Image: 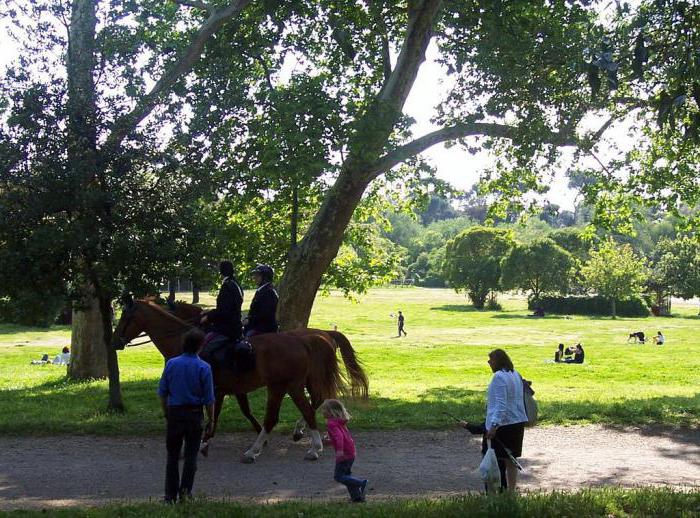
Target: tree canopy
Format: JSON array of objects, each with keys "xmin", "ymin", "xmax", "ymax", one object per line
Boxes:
[
  {"xmin": 580, "ymin": 239, "xmax": 648, "ymax": 318},
  {"xmin": 444, "ymin": 226, "xmax": 513, "ymax": 309},
  {"xmin": 501, "ymin": 239, "xmax": 574, "ymax": 302}
]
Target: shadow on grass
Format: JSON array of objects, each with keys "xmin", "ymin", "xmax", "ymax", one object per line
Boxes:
[
  {"xmin": 1, "ymin": 381, "xmax": 698, "ymax": 436},
  {"xmin": 489, "ymin": 314, "xmax": 575, "ymax": 320},
  {"xmin": 430, "ymin": 305, "xmax": 490, "ymax": 313}
]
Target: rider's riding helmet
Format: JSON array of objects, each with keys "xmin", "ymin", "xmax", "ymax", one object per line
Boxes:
[
  {"xmin": 219, "ymin": 260, "xmax": 234, "ymax": 278},
  {"xmin": 251, "ymin": 264, "xmax": 274, "ymax": 283}
]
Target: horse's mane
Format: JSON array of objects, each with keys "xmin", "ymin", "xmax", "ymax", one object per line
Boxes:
[{"xmin": 137, "ymin": 299, "xmax": 192, "ymax": 328}]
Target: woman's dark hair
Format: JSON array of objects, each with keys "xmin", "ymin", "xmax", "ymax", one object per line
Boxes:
[
  {"xmin": 219, "ymin": 260, "xmax": 234, "ymax": 277},
  {"xmin": 489, "ymin": 348, "xmax": 514, "ymax": 372},
  {"xmin": 182, "ymin": 328, "xmax": 205, "ymax": 354},
  {"xmin": 62, "ymin": 346, "xmax": 70, "ymax": 354}
]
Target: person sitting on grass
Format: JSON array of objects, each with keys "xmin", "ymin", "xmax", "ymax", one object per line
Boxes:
[
  {"xmin": 653, "ymin": 331, "xmax": 665, "ymax": 345},
  {"xmin": 564, "ymin": 344, "xmax": 584, "ymax": 364},
  {"xmin": 554, "ymin": 343, "xmax": 565, "ymax": 363},
  {"xmin": 52, "ymin": 346, "xmax": 71, "ymax": 365},
  {"xmin": 531, "ymin": 306, "xmax": 545, "ymax": 317}
]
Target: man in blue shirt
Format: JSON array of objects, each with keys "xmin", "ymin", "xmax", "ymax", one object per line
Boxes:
[{"xmin": 158, "ymin": 328, "xmax": 215, "ymax": 503}]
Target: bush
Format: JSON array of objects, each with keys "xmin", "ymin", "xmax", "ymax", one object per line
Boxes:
[
  {"xmin": 530, "ymin": 295, "xmax": 650, "ymax": 317},
  {"xmin": 0, "ymin": 293, "xmax": 66, "ymax": 327}
]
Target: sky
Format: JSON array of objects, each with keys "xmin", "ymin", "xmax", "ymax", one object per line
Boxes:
[{"xmin": 0, "ymin": 10, "xmax": 632, "ymax": 212}]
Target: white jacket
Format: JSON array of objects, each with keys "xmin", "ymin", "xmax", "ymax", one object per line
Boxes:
[{"xmin": 486, "ymin": 369, "xmax": 528, "ymax": 430}]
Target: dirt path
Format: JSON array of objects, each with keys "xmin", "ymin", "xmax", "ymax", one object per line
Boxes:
[{"xmin": 0, "ymin": 425, "xmax": 698, "ymax": 510}]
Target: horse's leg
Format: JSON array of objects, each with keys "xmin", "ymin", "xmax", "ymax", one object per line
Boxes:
[
  {"xmin": 288, "ymin": 385, "xmax": 323, "ymax": 461},
  {"xmin": 200, "ymin": 390, "xmax": 225, "ymax": 457},
  {"xmin": 235, "ymin": 393, "xmax": 262, "ymax": 434},
  {"xmin": 292, "ymin": 416, "xmax": 306, "ymax": 442},
  {"xmin": 241, "ymin": 386, "xmax": 285, "ymax": 464}
]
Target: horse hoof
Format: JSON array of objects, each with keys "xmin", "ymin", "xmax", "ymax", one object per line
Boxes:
[
  {"xmin": 241, "ymin": 454, "xmax": 256, "ymax": 464},
  {"xmin": 200, "ymin": 443, "xmax": 209, "ymax": 457},
  {"xmin": 292, "ymin": 433, "xmax": 303, "ymax": 442},
  {"xmin": 304, "ymin": 451, "xmax": 319, "ymax": 461}
]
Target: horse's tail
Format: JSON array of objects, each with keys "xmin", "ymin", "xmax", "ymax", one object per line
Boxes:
[
  {"xmin": 305, "ymin": 334, "xmax": 345, "ymax": 403},
  {"xmin": 327, "ymin": 330, "xmax": 369, "ymax": 400}
]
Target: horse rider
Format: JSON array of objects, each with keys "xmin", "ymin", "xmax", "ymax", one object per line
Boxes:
[
  {"xmin": 243, "ymin": 264, "xmax": 279, "ymax": 337},
  {"xmin": 200, "ymin": 260, "xmax": 243, "ymax": 341}
]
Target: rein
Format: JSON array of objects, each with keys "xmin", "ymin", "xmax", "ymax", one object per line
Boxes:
[{"xmin": 120, "ymin": 306, "xmax": 199, "ymax": 348}]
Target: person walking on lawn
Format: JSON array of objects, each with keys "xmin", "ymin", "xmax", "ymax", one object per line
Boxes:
[
  {"xmin": 158, "ymin": 329, "xmax": 215, "ymax": 503},
  {"xmin": 397, "ymin": 311, "xmax": 407, "ymax": 337}
]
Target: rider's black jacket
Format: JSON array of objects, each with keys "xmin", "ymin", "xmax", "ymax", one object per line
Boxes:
[
  {"xmin": 207, "ymin": 277, "xmax": 243, "ymax": 339},
  {"xmin": 244, "ymin": 282, "xmax": 279, "ymax": 334}
]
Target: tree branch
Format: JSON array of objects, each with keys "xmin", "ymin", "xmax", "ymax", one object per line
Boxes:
[
  {"xmin": 377, "ymin": 0, "xmax": 442, "ymax": 106},
  {"xmin": 367, "ymin": 121, "xmax": 579, "ymax": 179},
  {"xmin": 100, "ymin": 0, "xmax": 252, "ymax": 160},
  {"xmin": 368, "ymin": 0, "xmax": 392, "ymax": 82},
  {"xmin": 172, "ymin": 0, "xmax": 211, "ymax": 12}
]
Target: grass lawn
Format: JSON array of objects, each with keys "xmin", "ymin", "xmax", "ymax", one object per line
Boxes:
[
  {"xmin": 0, "ymin": 288, "xmax": 698, "ymax": 435},
  {"xmin": 1, "ymin": 488, "xmax": 698, "ymax": 517}
]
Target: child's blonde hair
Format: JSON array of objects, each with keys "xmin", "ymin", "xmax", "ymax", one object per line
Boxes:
[{"xmin": 319, "ymin": 399, "xmax": 351, "ymax": 420}]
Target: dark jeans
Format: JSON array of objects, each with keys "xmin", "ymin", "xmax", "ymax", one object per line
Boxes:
[
  {"xmin": 334, "ymin": 459, "xmax": 365, "ymax": 500},
  {"xmin": 165, "ymin": 406, "xmax": 203, "ymax": 501}
]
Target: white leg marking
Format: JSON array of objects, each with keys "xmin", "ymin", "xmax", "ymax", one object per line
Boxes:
[
  {"xmin": 305, "ymin": 429, "xmax": 323, "ymax": 460},
  {"xmin": 244, "ymin": 429, "xmax": 269, "ymax": 459},
  {"xmin": 293, "ymin": 418, "xmax": 306, "ymax": 438}
]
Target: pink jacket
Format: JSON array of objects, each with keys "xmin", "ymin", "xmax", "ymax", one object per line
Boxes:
[{"xmin": 326, "ymin": 417, "xmax": 356, "ymax": 462}]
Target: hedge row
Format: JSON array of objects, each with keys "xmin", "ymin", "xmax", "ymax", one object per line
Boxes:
[{"xmin": 530, "ymin": 295, "xmax": 650, "ymax": 317}]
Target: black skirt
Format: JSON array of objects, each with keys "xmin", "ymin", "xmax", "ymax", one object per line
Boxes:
[{"xmin": 481, "ymin": 422, "xmax": 525, "ymax": 459}]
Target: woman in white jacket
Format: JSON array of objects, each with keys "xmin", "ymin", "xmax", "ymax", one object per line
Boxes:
[{"xmin": 461, "ymin": 348, "xmax": 529, "ymax": 491}]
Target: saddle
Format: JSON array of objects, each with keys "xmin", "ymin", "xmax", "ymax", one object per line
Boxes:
[{"xmin": 200, "ymin": 333, "xmax": 255, "ymax": 375}]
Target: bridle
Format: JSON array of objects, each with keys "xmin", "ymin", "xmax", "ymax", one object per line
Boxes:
[{"xmin": 114, "ymin": 301, "xmax": 198, "ymax": 349}]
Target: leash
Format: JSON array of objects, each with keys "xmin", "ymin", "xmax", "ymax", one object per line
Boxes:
[{"xmin": 444, "ymin": 412, "xmax": 525, "ymax": 472}]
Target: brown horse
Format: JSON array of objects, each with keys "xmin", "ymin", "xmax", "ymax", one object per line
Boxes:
[
  {"xmin": 167, "ymin": 301, "xmax": 368, "ymax": 441},
  {"xmin": 112, "ymin": 299, "xmax": 368, "ymax": 462}
]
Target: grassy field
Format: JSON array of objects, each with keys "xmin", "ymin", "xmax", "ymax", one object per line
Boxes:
[
  {"xmin": 0, "ymin": 288, "xmax": 698, "ymax": 435},
  {"xmin": 1, "ymin": 489, "xmax": 698, "ymax": 517}
]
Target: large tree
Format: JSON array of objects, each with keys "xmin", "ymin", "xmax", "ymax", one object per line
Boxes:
[
  {"xmin": 0, "ymin": 0, "xmax": 253, "ymax": 408},
  {"xmin": 649, "ymin": 236, "xmax": 700, "ymax": 313},
  {"xmin": 444, "ymin": 226, "xmax": 513, "ymax": 309},
  {"xmin": 581, "ymin": 239, "xmax": 648, "ymax": 318},
  {"xmin": 501, "ymin": 239, "xmax": 574, "ymax": 303},
  {"xmin": 131, "ymin": 0, "xmax": 697, "ymax": 329}
]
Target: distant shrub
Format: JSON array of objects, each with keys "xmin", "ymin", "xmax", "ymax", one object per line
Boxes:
[
  {"xmin": 0, "ymin": 293, "xmax": 66, "ymax": 327},
  {"xmin": 530, "ymin": 296, "xmax": 650, "ymax": 317}
]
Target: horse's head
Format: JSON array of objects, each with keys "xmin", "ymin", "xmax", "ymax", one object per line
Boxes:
[{"xmin": 111, "ymin": 297, "xmax": 145, "ymax": 350}]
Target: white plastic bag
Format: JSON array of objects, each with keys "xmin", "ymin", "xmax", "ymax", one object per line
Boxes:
[{"xmin": 479, "ymin": 440, "xmax": 501, "ymax": 492}]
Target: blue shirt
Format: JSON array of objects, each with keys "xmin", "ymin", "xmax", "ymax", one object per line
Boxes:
[{"xmin": 158, "ymin": 353, "xmax": 215, "ymax": 407}]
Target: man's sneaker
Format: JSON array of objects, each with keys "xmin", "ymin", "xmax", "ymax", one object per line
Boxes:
[{"xmin": 360, "ymin": 479, "xmax": 368, "ymax": 498}]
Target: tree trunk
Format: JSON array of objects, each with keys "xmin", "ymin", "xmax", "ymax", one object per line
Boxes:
[
  {"xmin": 291, "ymin": 184, "xmax": 299, "ymax": 248},
  {"xmin": 68, "ymin": 292, "xmax": 108, "ymax": 380},
  {"xmin": 97, "ymin": 290, "xmax": 123, "ymax": 411},
  {"xmin": 611, "ymin": 298, "xmax": 616, "ymax": 319},
  {"xmin": 66, "ymin": 0, "xmax": 105, "ymax": 377},
  {"xmin": 168, "ymin": 278, "xmax": 177, "ymax": 302},
  {"xmin": 278, "ymin": 171, "xmax": 369, "ymax": 329},
  {"xmin": 192, "ymin": 282, "xmax": 200, "ymax": 304},
  {"xmin": 276, "ymin": 0, "xmax": 443, "ymax": 329}
]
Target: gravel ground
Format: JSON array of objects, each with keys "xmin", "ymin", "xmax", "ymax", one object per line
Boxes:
[{"xmin": 0, "ymin": 425, "xmax": 698, "ymax": 510}]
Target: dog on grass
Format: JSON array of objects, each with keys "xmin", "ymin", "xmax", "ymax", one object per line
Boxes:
[{"xmin": 627, "ymin": 331, "xmax": 646, "ymax": 343}]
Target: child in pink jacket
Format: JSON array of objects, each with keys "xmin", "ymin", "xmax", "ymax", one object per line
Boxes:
[{"xmin": 320, "ymin": 399, "xmax": 368, "ymax": 502}]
